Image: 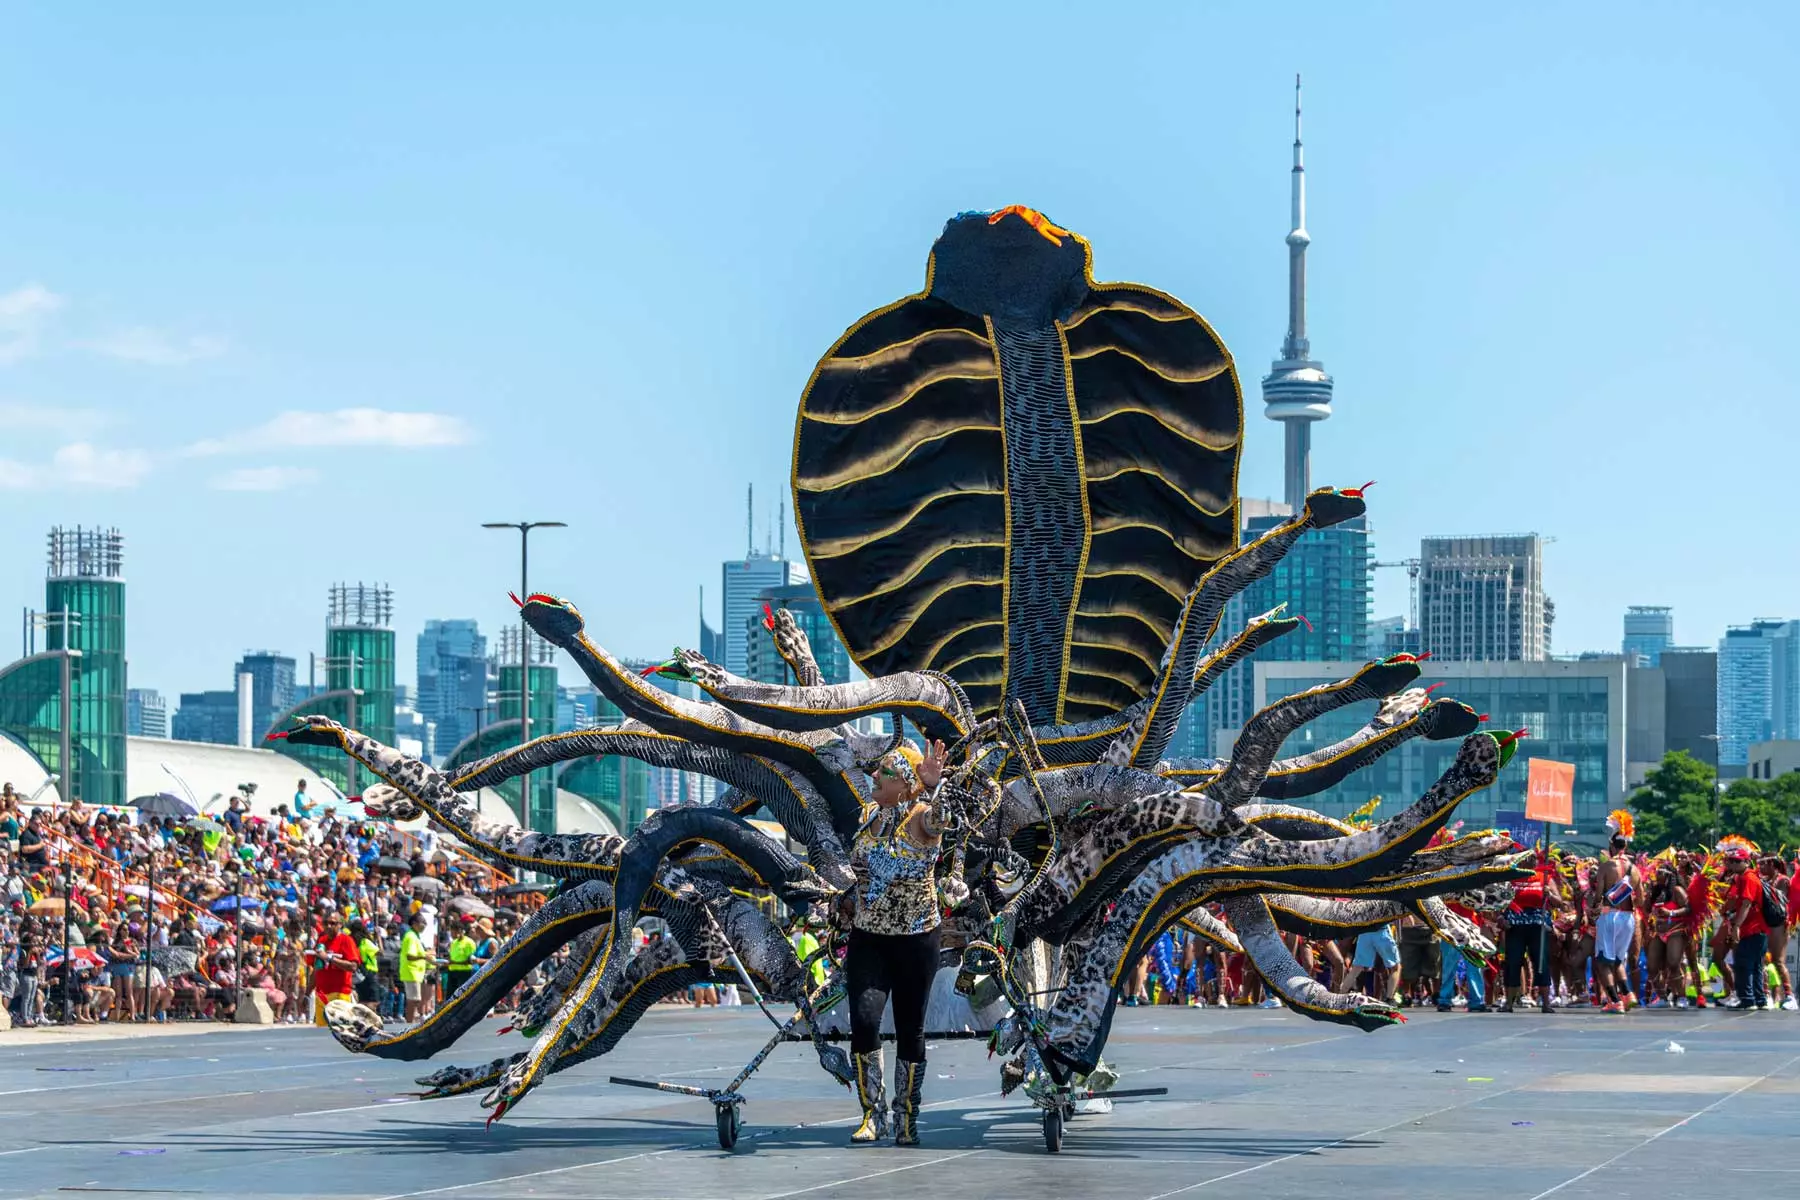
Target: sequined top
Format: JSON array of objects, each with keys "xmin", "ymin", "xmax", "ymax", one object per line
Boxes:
[{"xmin": 850, "ymin": 804, "xmax": 942, "ymax": 935}]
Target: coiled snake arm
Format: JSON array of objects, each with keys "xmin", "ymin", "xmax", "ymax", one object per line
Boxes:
[
  {"xmin": 325, "ymin": 880, "xmax": 616, "ymax": 1061},
  {"xmin": 1124, "ymin": 486, "xmax": 1367, "ymax": 769},
  {"xmin": 673, "ymin": 649, "xmax": 971, "ymax": 746},
  {"xmin": 275, "ymin": 716, "xmax": 625, "ymax": 878}
]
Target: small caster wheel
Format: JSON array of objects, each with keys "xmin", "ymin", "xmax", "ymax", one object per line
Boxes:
[
  {"xmin": 1043, "ymin": 1106, "xmax": 1063, "ymax": 1153},
  {"xmin": 716, "ymin": 1102, "xmax": 741, "ymax": 1150}
]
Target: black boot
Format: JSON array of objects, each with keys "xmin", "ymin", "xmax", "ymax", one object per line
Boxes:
[
  {"xmin": 850, "ymin": 1050, "xmax": 888, "ymax": 1143},
  {"xmin": 891, "ymin": 1058, "xmax": 924, "ymax": 1146}
]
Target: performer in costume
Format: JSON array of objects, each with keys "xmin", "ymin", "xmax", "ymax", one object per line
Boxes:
[
  {"xmin": 1594, "ymin": 811, "xmax": 1639, "ymax": 1013},
  {"xmin": 1644, "ymin": 850, "xmax": 1690, "ymax": 1008},
  {"xmin": 844, "ymin": 740, "xmax": 947, "ymax": 1146}
]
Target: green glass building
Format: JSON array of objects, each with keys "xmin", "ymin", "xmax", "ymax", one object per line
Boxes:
[
  {"xmin": 496, "ymin": 655, "xmax": 558, "ymax": 833},
  {"xmin": 268, "ymin": 584, "xmax": 396, "ymax": 795},
  {"xmin": 0, "ymin": 528, "xmax": 128, "ymax": 807},
  {"xmin": 1247, "ymin": 658, "xmax": 1627, "ymax": 835},
  {"xmin": 1186, "ymin": 512, "xmax": 1372, "ymax": 759}
]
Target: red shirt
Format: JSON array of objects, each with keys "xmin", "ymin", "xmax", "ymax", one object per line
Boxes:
[
  {"xmin": 1787, "ymin": 873, "xmax": 1800, "ymax": 925},
  {"xmin": 312, "ymin": 931, "xmax": 359, "ymax": 997},
  {"xmin": 1732, "ymin": 871, "xmax": 1768, "ymax": 938}
]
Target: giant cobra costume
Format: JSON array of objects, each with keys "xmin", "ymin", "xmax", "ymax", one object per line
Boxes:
[{"xmin": 294, "ymin": 207, "xmax": 1531, "ymax": 1142}]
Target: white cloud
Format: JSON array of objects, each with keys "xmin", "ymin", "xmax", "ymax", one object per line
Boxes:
[
  {"xmin": 210, "ymin": 465, "xmax": 318, "ymax": 492},
  {"xmin": 0, "ymin": 401, "xmax": 110, "ymax": 437},
  {"xmin": 0, "ymin": 283, "xmax": 65, "ymax": 364},
  {"xmin": 186, "ymin": 407, "xmax": 476, "ymax": 456},
  {"xmin": 0, "ymin": 442, "xmax": 153, "ymax": 490},
  {"xmin": 83, "ymin": 327, "xmax": 227, "ymax": 366}
]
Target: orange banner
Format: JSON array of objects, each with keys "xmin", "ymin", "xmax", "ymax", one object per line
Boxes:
[{"xmin": 1524, "ymin": 758, "xmax": 1575, "ymax": 824}]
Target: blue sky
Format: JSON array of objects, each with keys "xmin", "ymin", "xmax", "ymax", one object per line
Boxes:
[{"xmin": 1, "ymin": 4, "xmax": 1793, "ymax": 699}]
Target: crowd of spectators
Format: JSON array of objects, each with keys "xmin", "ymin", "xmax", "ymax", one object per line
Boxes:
[{"xmin": 1, "ymin": 779, "xmax": 547, "ymax": 1029}]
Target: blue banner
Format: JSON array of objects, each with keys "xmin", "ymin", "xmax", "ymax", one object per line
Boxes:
[{"xmin": 1494, "ymin": 809, "xmax": 1544, "ymax": 849}]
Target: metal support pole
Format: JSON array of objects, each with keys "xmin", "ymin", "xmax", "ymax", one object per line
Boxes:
[
  {"xmin": 519, "ymin": 531, "xmax": 531, "ymax": 835},
  {"xmin": 482, "ymin": 521, "xmax": 565, "ymax": 837}
]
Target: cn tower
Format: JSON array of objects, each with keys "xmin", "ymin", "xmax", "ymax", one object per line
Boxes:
[{"xmin": 1262, "ymin": 74, "xmax": 1334, "ymax": 513}]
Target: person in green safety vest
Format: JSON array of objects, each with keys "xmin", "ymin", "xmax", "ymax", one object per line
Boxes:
[
  {"xmin": 351, "ymin": 918, "xmax": 380, "ymax": 1006},
  {"xmin": 399, "ymin": 913, "xmax": 431, "ymax": 1021},
  {"xmin": 445, "ymin": 919, "xmax": 477, "ymax": 998},
  {"xmin": 791, "ymin": 920, "xmax": 826, "ymax": 991}
]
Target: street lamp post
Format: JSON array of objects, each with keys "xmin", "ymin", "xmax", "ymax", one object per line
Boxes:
[
  {"xmin": 1701, "ymin": 733, "xmax": 1724, "ymax": 845},
  {"xmin": 482, "ymin": 521, "xmax": 566, "ymax": 835}
]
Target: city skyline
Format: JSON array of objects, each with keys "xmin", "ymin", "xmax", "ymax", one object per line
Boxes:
[{"xmin": 1, "ymin": 6, "xmax": 1793, "ymax": 698}]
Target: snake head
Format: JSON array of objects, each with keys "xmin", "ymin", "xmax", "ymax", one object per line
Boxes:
[
  {"xmin": 1302, "ymin": 485, "xmax": 1368, "ymax": 530},
  {"xmin": 513, "ymin": 591, "xmax": 585, "ymax": 645},
  {"xmin": 324, "ymin": 999, "xmax": 385, "ymax": 1052},
  {"xmin": 1351, "ymin": 1002, "xmax": 1406, "ymax": 1031},
  {"xmin": 267, "ymin": 714, "xmax": 348, "ymax": 748},
  {"xmin": 673, "ymin": 647, "xmax": 727, "ymax": 689},
  {"xmin": 359, "ymin": 783, "xmax": 423, "ymax": 822}
]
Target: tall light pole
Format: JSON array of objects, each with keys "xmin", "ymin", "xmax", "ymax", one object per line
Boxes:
[
  {"xmin": 1701, "ymin": 733, "xmax": 1723, "ymax": 845},
  {"xmin": 482, "ymin": 521, "xmax": 566, "ymax": 835}
]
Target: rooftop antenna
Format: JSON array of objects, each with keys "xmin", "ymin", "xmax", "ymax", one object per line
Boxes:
[
  {"xmin": 745, "ymin": 484, "xmax": 754, "ymax": 559},
  {"xmin": 778, "ymin": 497, "xmax": 786, "ymax": 560}
]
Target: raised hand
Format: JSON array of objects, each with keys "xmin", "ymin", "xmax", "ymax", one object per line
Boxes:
[{"xmin": 918, "ymin": 738, "xmax": 947, "ymax": 790}]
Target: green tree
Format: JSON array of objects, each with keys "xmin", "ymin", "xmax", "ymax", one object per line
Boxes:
[
  {"xmin": 1629, "ymin": 751, "xmax": 1718, "ymax": 853},
  {"xmin": 1718, "ymin": 772, "xmax": 1800, "ymax": 853}
]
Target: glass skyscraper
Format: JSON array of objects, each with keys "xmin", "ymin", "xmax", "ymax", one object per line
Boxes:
[
  {"xmin": 1622, "ymin": 606, "xmax": 1674, "ymax": 667},
  {"xmin": 744, "ymin": 581, "xmax": 852, "ymax": 686},
  {"xmin": 127, "ymin": 688, "xmax": 168, "ymax": 739},
  {"xmin": 1717, "ymin": 620, "xmax": 1798, "ymax": 766},
  {"xmin": 721, "ymin": 551, "xmax": 806, "ymax": 677},
  {"xmin": 1203, "ymin": 512, "xmax": 1372, "ymax": 753},
  {"xmin": 234, "ymin": 651, "xmax": 296, "ymax": 741},
  {"xmin": 417, "ymin": 619, "xmax": 487, "ymax": 762},
  {"xmin": 268, "ymin": 584, "xmax": 397, "ymax": 793},
  {"xmin": 171, "ymin": 691, "xmax": 238, "ymax": 744}
]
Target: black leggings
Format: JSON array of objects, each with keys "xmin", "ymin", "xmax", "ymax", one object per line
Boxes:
[
  {"xmin": 1503, "ymin": 923, "xmax": 1551, "ymax": 990},
  {"xmin": 845, "ymin": 927, "xmax": 938, "ymax": 1062}
]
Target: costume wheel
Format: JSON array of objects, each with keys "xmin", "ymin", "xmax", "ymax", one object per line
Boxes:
[
  {"xmin": 716, "ymin": 1103, "xmax": 740, "ymax": 1150},
  {"xmin": 1043, "ymin": 1106, "xmax": 1064, "ymax": 1153}
]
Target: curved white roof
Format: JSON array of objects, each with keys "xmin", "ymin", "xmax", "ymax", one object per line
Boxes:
[{"xmin": 127, "ymin": 736, "xmax": 338, "ymax": 821}]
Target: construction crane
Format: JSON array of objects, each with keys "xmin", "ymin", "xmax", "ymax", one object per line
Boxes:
[{"xmin": 1373, "ymin": 558, "xmax": 1421, "ymax": 630}]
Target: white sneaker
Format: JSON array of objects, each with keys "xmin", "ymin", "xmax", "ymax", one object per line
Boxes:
[
  {"xmin": 1260, "ymin": 997, "xmax": 1282, "ymax": 1009},
  {"xmin": 1722, "ymin": 997, "xmax": 1744, "ymax": 1009},
  {"xmin": 1783, "ymin": 997, "xmax": 1798, "ymax": 1011},
  {"xmin": 1674, "ymin": 997, "xmax": 1689, "ymax": 1009}
]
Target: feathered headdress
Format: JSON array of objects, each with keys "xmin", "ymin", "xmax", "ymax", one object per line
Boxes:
[
  {"xmin": 1715, "ymin": 834, "xmax": 1758, "ymax": 861},
  {"xmin": 1605, "ymin": 809, "xmax": 1635, "ymax": 840}
]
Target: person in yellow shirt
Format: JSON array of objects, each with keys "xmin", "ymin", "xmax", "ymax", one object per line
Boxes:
[
  {"xmin": 398, "ymin": 913, "xmax": 431, "ymax": 1021},
  {"xmin": 444, "ymin": 920, "xmax": 477, "ymax": 997}
]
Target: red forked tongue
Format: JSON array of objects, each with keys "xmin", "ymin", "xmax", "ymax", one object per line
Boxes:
[
  {"xmin": 1296, "ymin": 613, "xmax": 1314, "ymax": 632},
  {"xmin": 1423, "ymin": 681, "xmax": 1448, "ymax": 696},
  {"xmin": 485, "ymin": 1099, "xmax": 509, "ymax": 1129},
  {"xmin": 508, "ymin": 591, "xmax": 523, "ymax": 608},
  {"xmin": 763, "ymin": 603, "xmax": 776, "ymax": 631}
]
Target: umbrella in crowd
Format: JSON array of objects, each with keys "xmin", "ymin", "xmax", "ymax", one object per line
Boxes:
[
  {"xmin": 129, "ymin": 792, "xmax": 197, "ymax": 820},
  {"xmin": 120, "ymin": 884, "xmax": 179, "ymax": 907},
  {"xmin": 187, "ymin": 817, "xmax": 224, "ymax": 834},
  {"xmin": 408, "ymin": 876, "xmax": 447, "ymax": 898},
  {"xmin": 496, "ymin": 881, "xmax": 549, "ymax": 897},
  {"xmin": 27, "ymin": 897, "xmax": 67, "ymax": 915},
  {"xmin": 371, "ymin": 856, "xmax": 411, "ymax": 873},
  {"xmin": 208, "ymin": 895, "xmax": 264, "ymax": 914},
  {"xmin": 445, "ymin": 895, "xmax": 494, "ymax": 920}
]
